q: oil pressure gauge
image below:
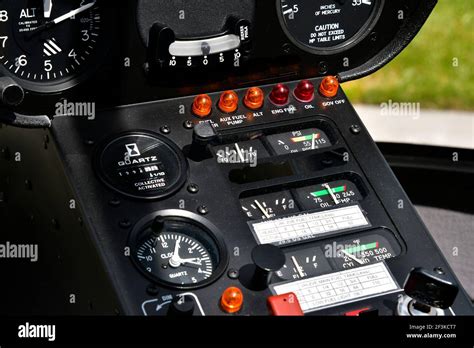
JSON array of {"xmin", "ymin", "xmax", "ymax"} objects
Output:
[{"xmin": 266, "ymin": 128, "xmax": 332, "ymax": 155}]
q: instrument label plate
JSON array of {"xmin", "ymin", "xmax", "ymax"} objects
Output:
[
  {"xmin": 250, "ymin": 204, "xmax": 370, "ymax": 246},
  {"xmin": 271, "ymin": 262, "xmax": 400, "ymax": 313}
]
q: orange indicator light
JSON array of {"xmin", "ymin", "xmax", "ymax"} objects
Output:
[
  {"xmin": 219, "ymin": 90, "xmax": 239, "ymax": 113},
  {"xmin": 192, "ymin": 94, "xmax": 213, "ymax": 118},
  {"xmin": 319, "ymin": 76, "xmax": 339, "ymax": 98},
  {"xmin": 220, "ymin": 287, "xmax": 244, "ymax": 314},
  {"xmin": 244, "ymin": 87, "xmax": 265, "ymax": 110}
]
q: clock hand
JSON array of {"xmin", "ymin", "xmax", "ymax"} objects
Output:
[
  {"xmin": 179, "ymin": 258, "xmax": 202, "ymax": 266},
  {"xmin": 169, "ymin": 237, "xmax": 182, "ymax": 268}
]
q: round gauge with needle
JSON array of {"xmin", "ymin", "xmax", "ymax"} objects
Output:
[
  {"xmin": 240, "ymin": 190, "xmax": 299, "ymax": 220},
  {"xmin": 130, "ymin": 211, "xmax": 228, "ymax": 289},
  {"xmin": 328, "ymin": 231, "xmax": 402, "ymax": 270},
  {"xmin": 0, "ymin": 0, "xmax": 105, "ymax": 93},
  {"xmin": 276, "ymin": 246, "xmax": 332, "ymax": 281},
  {"xmin": 294, "ymin": 179, "xmax": 362, "ymax": 211},
  {"xmin": 266, "ymin": 128, "xmax": 332, "ymax": 155}
]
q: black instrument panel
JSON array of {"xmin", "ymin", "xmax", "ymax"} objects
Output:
[{"xmin": 1, "ymin": 0, "xmax": 470, "ymax": 320}]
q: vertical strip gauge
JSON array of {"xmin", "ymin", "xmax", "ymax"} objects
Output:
[{"xmin": 278, "ymin": 0, "xmax": 383, "ymax": 54}]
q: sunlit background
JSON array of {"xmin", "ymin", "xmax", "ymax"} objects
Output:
[{"xmin": 345, "ymin": 0, "xmax": 473, "ymax": 111}]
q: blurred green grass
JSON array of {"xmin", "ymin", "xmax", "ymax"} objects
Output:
[{"xmin": 344, "ymin": 0, "xmax": 474, "ymax": 110}]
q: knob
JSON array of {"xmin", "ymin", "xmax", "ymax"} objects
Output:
[
  {"xmin": 397, "ymin": 267, "xmax": 458, "ymax": 316},
  {"xmin": 239, "ymin": 244, "xmax": 285, "ymax": 291},
  {"xmin": 0, "ymin": 77, "xmax": 24, "ymax": 106},
  {"xmin": 167, "ymin": 296, "xmax": 195, "ymax": 317}
]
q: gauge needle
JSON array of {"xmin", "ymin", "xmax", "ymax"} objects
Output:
[
  {"xmin": 254, "ymin": 199, "xmax": 271, "ymax": 219},
  {"xmin": 311, "ymin": 133, "xmax": 316, "ymax": 150},
  {"xmin": 291, "ymin": 256, "xmax": 305, "ymax": 278},
  {"xmin": 32, "ymin": 0, "xmax": 96, "ymax": 34},
  {"xmin": 341, "ymin": 250, "xmax": 364, "ymax": 265},
  {"xmin": 323, "ymin": 183, "xmax": 340, "ymax": 205},
  {"xmin": 51, "ymin": 1, "xmax": 96, "ymax": 25},
  {"xmin": 44, "ymin": 0, "xmax": 53, "ymax": 19},
  {"xmin": 235, "ymin": 143, "xmax": 245, "ymax": 163}
]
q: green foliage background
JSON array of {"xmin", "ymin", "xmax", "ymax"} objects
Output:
[{"xmin": 344, "ymin": 0, "xmax": 474, "ymax": 110}]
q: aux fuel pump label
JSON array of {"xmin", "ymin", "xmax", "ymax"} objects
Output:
[{"xmin": 95, "ymin": 132, "xmax": 187, "ymax": 199}]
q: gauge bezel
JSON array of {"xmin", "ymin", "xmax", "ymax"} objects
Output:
[
  {"xmin": 276, "ymin": 0, "xmax": 385, "ymax": 56},
  {"xmin": 129, "ymin": 210, "xmax": 229, "ymax": 290},
  {"xmin": 93, "ymin": 130, "xmax": 189, "ymax": 200},
  {"xmin": 0, "ymin": 0, "xmax": 112, "ymax": 94}
]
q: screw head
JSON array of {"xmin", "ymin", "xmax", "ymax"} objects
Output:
[
  {"xmin": 119, "ymin": 219, "xmax": 131, "ymax": 229},
  {"xmin": 146, "ymin": 284, "xmax": 160, "ymax": 296},
  {"xmin": 183, "ymin": 120, "xmax": 194, "ymax": 129},
  {"xmin": 109, "ymin": 198, "xmax": 121, "ymax": 207},
  {"xmin": 160, "ymin": 125, "xmax": 171, "ymax": 134},
  {"xmin": 187, "ymin": 183, "xmax": 199, "ymax": 194},
  {"xmin": 319, "ymin": 61, "xmax": 329, "ymax": 75},
  {"xmin": 227, "ymin": 269, "xmax": 239, "ymax": 280},
  {"xmin": 197, "ymin": 205, "xmax": 209, "ymax": 215},
  {"xmin": 350, "ymin": 125, "xmax": 361, "ymax": 135},
  {"xmin": 434, "ymin": 267, "xmax": 445, "ymax": 275}
]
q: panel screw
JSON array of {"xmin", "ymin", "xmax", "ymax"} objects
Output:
[
  {"xmin": 319, "ymin": 61, "xmax": 328, "ymax": 75},
  {"xmin": 146, "ymin": 284, "xmax": 160, "ymax": 296},
  {"xmin": 24, "ymin": 179, "xmax": 32, "ymax": 190},
  {"xmin": 109, "ymin": 198, "xmax": 121, "ymax": 207},
  {"xmin": 228, "ymin": 269, "xmax": 239, "ymax": 279},
  {"xmin": 370, "ymin": 32, "xmax": 378, "ymax": 42},
  {"xmin": 119, "ymin": 219, "xmax": 131, "ymax": 229},
  {"xmin": 197, "ymin": 205, "xmax": 209, "ymax": 215},
  {"xmin": 51, "ymin": 218, "xmax": 60, "ymax": 229},
  {"xmin": 350, "ymin": 125, "xmax": 361, "ymax": 135},
  {"xmin": 160, "ymin": 125, "xmax": 171, "ymax": 134},
  {"xmin": 187, "ymin": 183, "xmax": 199, "ymax": 194},
  {"xmin": 183, "ymin": 120, "xmax": 194, "ymax": 129},
  {"xmin": 434, "ymin": 267, "xmax": 445, "ymax": 275},
  {"xmin": 84, "ymin": 139, "xmax": 95, "ymax": 146}
]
